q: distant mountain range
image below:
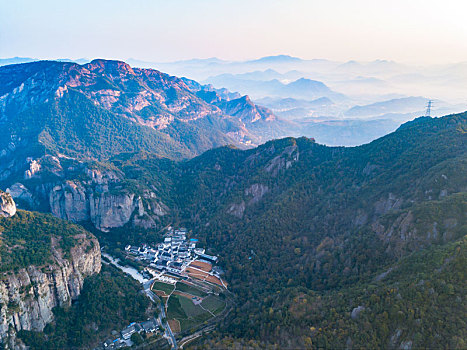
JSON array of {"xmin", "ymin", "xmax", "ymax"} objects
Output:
[
  {"xmin": 203, "ymin": 74, "xmax": 346, "ymax": 101},
  {"xmin": 345, "ymin": 97, "xmax": 429, "ymax": 117},
  {"xmin": 2, "ymin": 56, "xmax": 466, "ymax": 149}
]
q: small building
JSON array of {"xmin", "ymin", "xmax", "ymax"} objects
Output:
[
  {"xmin": 194, "ymin": 248, "xmax": 205, "ymax": 255},
  {"xmin": 134, "ymin": 323, "xmax": 142, "ymax": 333},
  {"xmin": 121, "ymin": 325, "xmax": 136, "ymax": 340},
  {"xmin": 199, "ymin": 253, "xmax": 218, "ymax": 263},
  {"xmin": 212, "ymin": 266, "xmax": 225, "ymax": 275},
  {"xmin": 141, "ymin": 319, "xmax": 158, "ymax": 333},
  {"xmin": 160, "ymin": 252, "xmax": 172, "ymax": 261},
  {"xmin": 155, "ymin": 260, "xmax": 168, "ymax": 267},
  {"xmin": 167, "ymin": 261, "xmax": 183, "ymax": 274}
]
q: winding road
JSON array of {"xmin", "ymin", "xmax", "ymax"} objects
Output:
[
  {"xmin": 143, "ymin": 280, "xmax": 178, "ymax": 349},
  {"xmin": 103, "ymin": 253, "xmax": 178, "ymax": 349}
]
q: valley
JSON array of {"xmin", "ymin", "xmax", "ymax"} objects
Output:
[
  {"xmin": 4, "ymin": 0, "xmax": 467, "ymax": 348},
  {"xmin": 98, "ymin": 226, "xmax": 230, "ymax": 349}
]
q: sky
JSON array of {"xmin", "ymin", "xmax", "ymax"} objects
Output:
[{"xmin": 2, "ymin": 0, "xmax": 467, "ymax": 64}]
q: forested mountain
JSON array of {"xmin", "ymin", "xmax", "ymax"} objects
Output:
[
  {"xmin": 16, "ymin": 111, "xmax": 461, "ymax": 348},
  {"xmin": 171, "ymin": 113, "xmax": 467, "ymax": 348},
  {"xmin": 85, "ymin": 112, "xmax": 466, "ymax": 348},
  {"xmin": 0, "ymin": 59, "xmax": 290, "ymax": 166}
]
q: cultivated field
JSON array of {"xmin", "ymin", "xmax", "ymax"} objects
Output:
[
  {"xmin": 189, "ymin": 260, "xmax": 212, "ymax": 272},
  {"xmin": 168, "ymin": 319, "xmax": 181, "ymax": 333},
  {"xmin": 166, "ymin": 283, "xmax": 227, "ymax": 333},
  {"xmin": 176, "ymin": 281, "xmax": 208, "ymax": 297},
  {"xmin": 201, "ymin": 295, "xmax": 226, "ymax": 315},
  {"xmin": 152, "ymin": 281, "xmax": 175, "ymax": 295}
]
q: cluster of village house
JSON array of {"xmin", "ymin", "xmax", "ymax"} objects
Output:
[
  {"xmin": 125, "ymin": 227, "xmax": 220, "ymax": 278},
  {"xmin": 96, "ymin": 228, "xmax": 222, "ymax": 349},
  {"xmin": 97, "ymin": 318, "xmax": 159, "ymax": 349}
]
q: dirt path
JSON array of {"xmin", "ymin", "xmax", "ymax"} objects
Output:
[{"xmin": 198, "ymin": 303, "xmax": 215, "ymax": 317}]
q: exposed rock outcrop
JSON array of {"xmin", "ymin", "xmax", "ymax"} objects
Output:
[
  {"xmin": 351, "ymin": 305, "xmax": 365, "ymax": 320},
  {"xmin": 264, "ymin": 144, "xmax": 299, "ymax": 176},
  {"xmin": 5, "ymin": 184, "xmax": 35, "ymax": 208},
  {"xmin": 5, "ymin": 155, "xmax": 168, "ymax": 232},
  {"xmin": 89, "ymin": 192, "xmax": 142, "ymax": 232},
  {"xmin": 0, "ymin": 190, "xmax": 16, "ymax": 217},
  {"xmin": 48, "ymin": 181, "xmax": 166, "ymax": 232},
  {"xmin": 245, "ymin": 183, "xmax": 269, "ymax": 205},
  {"xmin": 227, "ymin": 201, "xmax": 246, "ymax": 219},
  {"xmin": 0, "ymin": 232, "xmax": 101, "ymax": 348}
]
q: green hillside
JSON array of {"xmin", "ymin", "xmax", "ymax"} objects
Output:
[
  {"xmin": 0, "ymin": 210, "xmax": 93, "ymax": 272},
  {"xmin": 118, "ymin": 112, "xmax": 466, "ymax": 348}
]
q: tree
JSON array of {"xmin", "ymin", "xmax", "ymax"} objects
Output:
[{"xmin": 131, "ymin": 332, "xmax": 144, "ymax": 346}]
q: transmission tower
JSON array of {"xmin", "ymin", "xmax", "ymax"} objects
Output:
[{"xmin": 425, "ymin": 100, "xmax": 433, "ymax": 117}]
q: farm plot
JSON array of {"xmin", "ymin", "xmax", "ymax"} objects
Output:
[
  {"xmin": 168, "ymin": 319, "xmax": 181, "ymax": 333},
  {"xmin": 175, "ymin": 282, "xmax": 207, "ymax": 297},
  {"xmin": 189, "ymin": 260, "xmax": 212, "ymax": 272},
  {"xmin": 152, "ymin": 281, "xmax": 175, "ymax": 296},
  {"xmin": 200, "ymin": 295, "xmax": 226, "ymax": 315},
  {"xmin": 167, "ymin": 294, "xmax": 212, "ymax": 332}
]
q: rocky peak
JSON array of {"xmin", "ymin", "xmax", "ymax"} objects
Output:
[
  {"xmin": 85, "ymin": 59, "xmax": 135, "ymax": 76},
  {"xmin": 216, "ymin": 95, "xmax": 276, "ymax": 124},
  {"xmin": 0, "ymin": 190, "xmax": 16, "ymax": 217}
]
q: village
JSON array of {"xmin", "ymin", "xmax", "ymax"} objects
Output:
[
  {"xmin": 125, "ymin": 227, "xmax": 225, "ymax": 287},
  {"xmin": 98, "ymin": 318, "xmax": 161, "ymax": 349},
  {"xmin": 96, "ymin": 227, "xmax": 229, "ymax": 349}
]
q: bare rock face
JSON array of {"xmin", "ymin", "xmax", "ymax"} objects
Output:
[
  {"xmin": 245, "ymin": 183, "xmax": 269, "ymax": 205},
  {"xmin": 0, "ymin": 234, "xmax": 101, "ymax": 348},
  {"xmin": 48, "ymin": 181, "xmax": 167, "ymax": 232},
  {"xmin": 90, "ymin": 192, "xmax": 140, "ymax": 232},
  {"xmin": 264, "ymin": 145, "xmax": 299, "ymax": 176},
  {"xmin": 374, "ymin": 193, "xmax": 403, "ymax": 216},
  {"xmin": 9, "ymin": 156, "xmax": 168, "ymax": 232},
  {"xmin": 227, "ymin": 201, "xmax": 246, "ymax": 219},
  {"xmin": 5, "ymin": 183, "xmax": 35, "ymax": 208},
  {"xmin": 0, "ymin": 190, "xmax": 16, "ymax": 217},
  {"xmin": 351, "ymin": 305, "xmax": 365, "ymax": 320}
]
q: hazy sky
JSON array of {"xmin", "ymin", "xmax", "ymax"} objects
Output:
[{"xmin": 2, "ymin": 0, "xmax": 467, "ymax": 64}]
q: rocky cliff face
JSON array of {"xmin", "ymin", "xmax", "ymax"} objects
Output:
[
  {"xmin": 5, "ymin": 155, "xmax": 168, "ymax": 232},
  {"xmin": 0, "ymin": 232, "xmax": 101, "ymax": 349},
  {"xmin": 0, "ymin": 190, "xmax": 16, "ymax": 217},
  {"xmin": 47, "ymin": 180, "xmax": 166, "ymax": 232},
  {"xmin": 0, "ymin": 195, "xmax": 101, "ymax": 349}
]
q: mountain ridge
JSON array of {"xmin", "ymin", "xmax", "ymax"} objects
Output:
[{"xmin": 0, "ymin": 59, "xmax": 293, "ymax": 165}]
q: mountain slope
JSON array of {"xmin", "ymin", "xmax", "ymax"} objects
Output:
[
  {"xmin": 0, "ymin": 192, "xmax": 101, "ymax": 348},
  {"xmin": 162, "ymin": 112, "xmax": 467, "ymax": 348},
  {"xmin": 0, "ymin": 60, "xmax": 287, "ymax": 165}
]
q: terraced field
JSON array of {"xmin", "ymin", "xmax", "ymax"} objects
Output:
[
  {"xmin": 200, "ymin": 295, "xmax": 226, "ymax": 315},
  {"xmin": 165, "ymin": 283, "xmax": 227, "ymax": 333},
  {"xmin": 152, "ymin": 281, "xmax": 175, "ymax": 295},
  {"xmin": 175, "ymin": 282, "xmax": 208, "ymax": 297}
]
